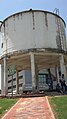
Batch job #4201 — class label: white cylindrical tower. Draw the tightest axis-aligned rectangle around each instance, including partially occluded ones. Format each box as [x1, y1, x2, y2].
[1, 10, 66, 56]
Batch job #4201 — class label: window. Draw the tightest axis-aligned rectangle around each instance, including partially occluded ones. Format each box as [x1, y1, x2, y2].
[8, 87, 12, 89]
[8, 80, 12, 83]
[19, 75, 23, 79]
[19, 83, 22, 87]
[13, 85, 16, 88]
[38, 74, 47, 84]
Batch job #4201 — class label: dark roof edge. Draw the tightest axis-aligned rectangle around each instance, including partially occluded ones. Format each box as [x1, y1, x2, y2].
[2, 9, 66, 27]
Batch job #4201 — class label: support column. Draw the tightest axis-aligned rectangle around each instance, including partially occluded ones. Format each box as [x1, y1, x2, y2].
[1, 65, 4, 95]
[30, 52, 36, 91]
[4, 57, 8, 95]
[55, 65, 60, 83]
[36, 67, 39, 91]
[55, 66, 57, 81]
[16, 70, 19, 94]
[60, 55, 66, 80]
[56, 67, 59, 83]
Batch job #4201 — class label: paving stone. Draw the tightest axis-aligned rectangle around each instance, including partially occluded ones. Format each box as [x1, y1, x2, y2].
[2, 97, 55, 119]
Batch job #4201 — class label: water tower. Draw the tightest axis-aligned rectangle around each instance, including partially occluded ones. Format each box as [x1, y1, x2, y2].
[0, 9, 67, 95]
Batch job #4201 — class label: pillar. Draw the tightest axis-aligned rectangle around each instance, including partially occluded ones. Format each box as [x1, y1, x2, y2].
[55, 66, 57, 80]
[35, 67, 39, 91]
[56, 67, 59, 83]
[1, 65, 4, 95]
[60, 54, 66, 80]
[30, 52, 36, 91]
[55, 66, 59, 83]
[16, 70, 19, 94]
[4, 57, 8, 95]
[22, 70, 25, 93]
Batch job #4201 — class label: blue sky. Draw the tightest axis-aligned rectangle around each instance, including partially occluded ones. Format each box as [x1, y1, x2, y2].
[0, 0, 67, 23]
[0, 0, 67, 89]
[0, 0, 67, 33]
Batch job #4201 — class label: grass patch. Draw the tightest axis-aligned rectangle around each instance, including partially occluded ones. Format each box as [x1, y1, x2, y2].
[0, 98, 18, 118]
[49, 96, 67, 119]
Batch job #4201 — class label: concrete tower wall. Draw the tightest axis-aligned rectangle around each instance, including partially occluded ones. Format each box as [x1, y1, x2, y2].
[1, 10, 66, 55]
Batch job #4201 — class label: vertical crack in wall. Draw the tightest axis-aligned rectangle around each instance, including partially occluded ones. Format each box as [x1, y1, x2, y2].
[32, 11, 35, 30]
[60, 23, 66, 50]
[20, 13, 22, 20]
[3, 21, 7, 54]
[44, 13, 48, 28]
[56, 17, 62, 50]
[32, 11, 36, 48]
[56, 16, 66, 50]
[13, 15, 16, 31]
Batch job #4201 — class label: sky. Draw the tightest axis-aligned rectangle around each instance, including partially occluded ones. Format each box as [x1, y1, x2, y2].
[0, 0, 67, 25]
[0, 0, 67, 89]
